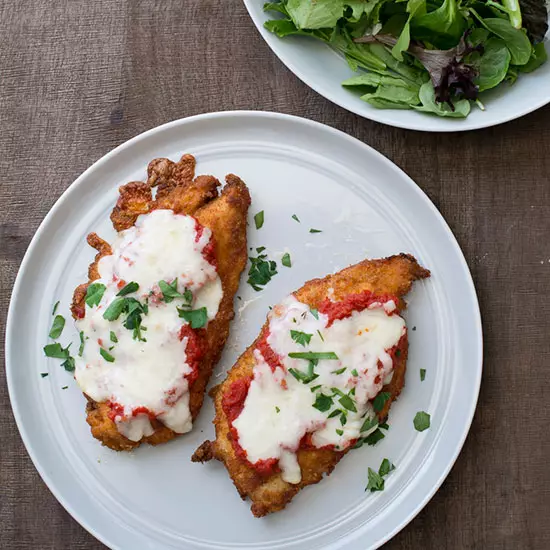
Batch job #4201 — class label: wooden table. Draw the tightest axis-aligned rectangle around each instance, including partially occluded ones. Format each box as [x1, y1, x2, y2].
[1, 1, 549, 548]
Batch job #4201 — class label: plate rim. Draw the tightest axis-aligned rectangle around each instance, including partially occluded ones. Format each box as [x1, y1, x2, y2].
[5, 110, 483, 549]
[242, 0, 550, 132]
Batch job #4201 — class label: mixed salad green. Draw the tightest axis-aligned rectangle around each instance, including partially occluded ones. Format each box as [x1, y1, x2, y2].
[264, 0, 549, 117]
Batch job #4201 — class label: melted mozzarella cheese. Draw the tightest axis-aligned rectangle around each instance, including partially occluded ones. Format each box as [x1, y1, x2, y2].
[74, 209, 222, 441]
[233, 295, 405, 483]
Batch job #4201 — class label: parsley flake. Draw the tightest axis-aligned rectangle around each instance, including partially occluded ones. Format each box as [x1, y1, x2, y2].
[372, 391, 391, 413]
[78, 331, 86, 357]
[336, 428, 344, 436]
[413, 411, 431, 432]
[289, 361, 318, 384]
[117, 281, 139, 296]
[52, 301, 60, 316]
[364, 429, 385, 446]
[49, 315, 65, 339]
[288, 351, 338, 361]
[247, 252, 278, 291]
[85, 283, 106, 308]
[331, 367, 346, 375]
[292, 214, 300, 222]
[351, 368, 359, 376]
[110, 331, 118, 343]
[366, 467, 385, 492]
[310, 308, 319, 320]
[275, 406, 280, 413]
[40, 373, 48, 378]
[339, 394, 357, 412]
[312, 393, 333, 412]
[378, 458, 395, 477]
[420, 368, 426, 381]
[290, 330, 312, 347]
[159, 279, 192, 304]
[178, 307, 208, 329]
[309, 228, 322, 234]
[100, 348, 115, 363]
[254, 210, 264, 229]
[61, 385, 68, 390]
[281, 252, 292, 268]
[44, 343, 69, 359]
[360, 415, 379, 434]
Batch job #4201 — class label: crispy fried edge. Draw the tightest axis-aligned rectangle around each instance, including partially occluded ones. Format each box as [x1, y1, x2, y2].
[72, 156, 250, 451]
[192, 254, 430, 516]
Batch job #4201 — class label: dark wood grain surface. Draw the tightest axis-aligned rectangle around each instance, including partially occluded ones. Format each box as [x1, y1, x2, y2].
[1, 1, 549, 548]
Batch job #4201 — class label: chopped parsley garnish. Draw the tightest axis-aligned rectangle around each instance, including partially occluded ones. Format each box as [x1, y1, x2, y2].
[292, 214, 300, 222]
[78, 331, 86, 357]
[275, 406, 280, 413]
[61, 356, 75, 372]
[290, 330, 312, 347]
[44, 343, 75, 372]
[100, 348, 115, 362]
[317, 330, 324, 342]
[365, 429, 385, 446]
[104, 297, 148, 341]
[159, 279, 192, 304]
[254, 247, 266, 255]
[281, 252, 291, 268]
[247, 252, 278, 291]
[413, 411, 431, 432]
[48, 315, 65, 339]
[254, 210, 264, 229]
[40, 373, 48, 378]
[338, 394, 357, 412]
[340, 412, 347, 426]
[328, 409, 341, 419]
[61, 386, 68, 390]
[44, 343, 69, 359]
[312, 393, 333, 412]
[310, 384, 322, 392]
[360, 415, 379, 433]
[122, 298, 148, 341]
[336, 428, 344, 436]
[331, 367, 346, 375]
[366, 467, 385, 492]
[103, 297, 127, 321]
[117, 281, 139, 296]
[379, 422, 389, 430]
[52, 301, 60, 316]
[372, 391, 391, 413]
[420, 368, 426, 381]
[288, 351, 338, 361]
[289, 361, 318, 384]
[178, 306, 208, 329]
[351, 368, 358, 377]
[310, 308, 319, 320]
[110, 331, 118, 343]
[379, 458, 395, 477]
[309, 228, 322, 234]
[85, 283, 106, 307]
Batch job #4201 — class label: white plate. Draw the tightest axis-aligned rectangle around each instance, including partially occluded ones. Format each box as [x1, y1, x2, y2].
[6, 111, 482, 550]
[243, 0, 550, 132]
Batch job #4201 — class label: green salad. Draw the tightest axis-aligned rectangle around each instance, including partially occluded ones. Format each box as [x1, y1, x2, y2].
[264, 0, 549, 117]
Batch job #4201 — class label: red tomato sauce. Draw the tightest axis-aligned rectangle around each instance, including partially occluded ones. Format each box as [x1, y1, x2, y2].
[194, 218, 217, 268]
[256, 329, 284, 372]
[318, 290, 400, 327]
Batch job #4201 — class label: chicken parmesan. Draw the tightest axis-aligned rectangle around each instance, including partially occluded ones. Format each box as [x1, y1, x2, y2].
[193, 254, 429, 516]
[70, 154, 250, 450]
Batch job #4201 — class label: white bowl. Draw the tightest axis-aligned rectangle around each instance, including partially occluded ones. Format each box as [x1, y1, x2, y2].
[243, 0, 550, 132]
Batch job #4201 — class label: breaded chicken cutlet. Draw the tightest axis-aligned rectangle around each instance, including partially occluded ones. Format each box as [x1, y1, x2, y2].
[192, 254, 429, 516]
[71, 154, 250, 451]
